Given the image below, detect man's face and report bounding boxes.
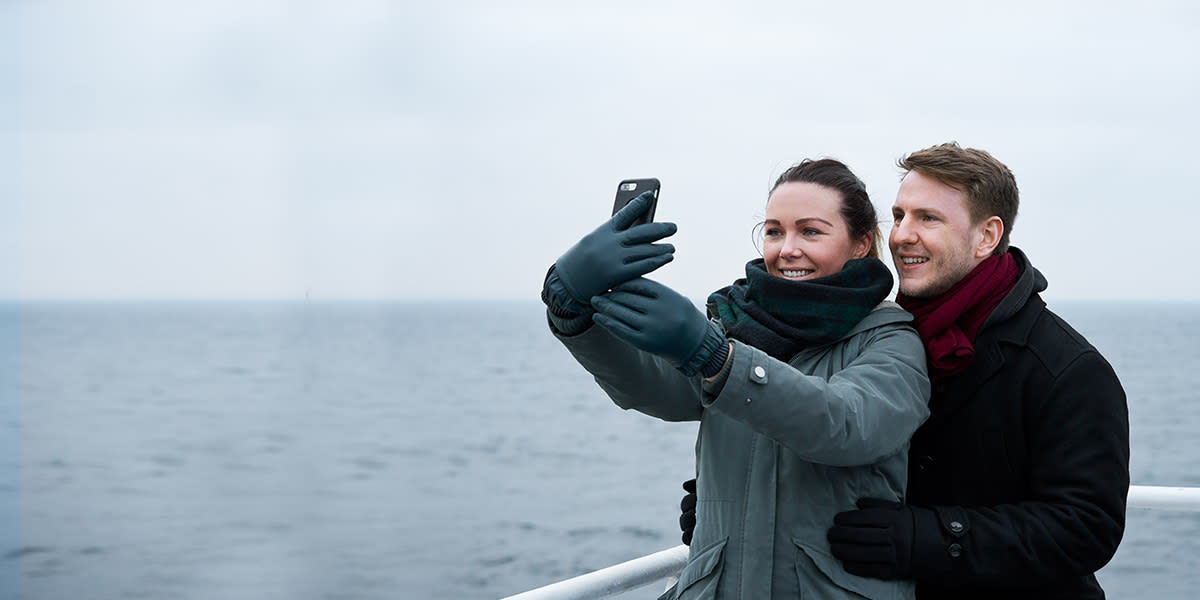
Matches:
[889,171,988,298]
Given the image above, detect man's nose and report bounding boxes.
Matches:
[891,218,916,244]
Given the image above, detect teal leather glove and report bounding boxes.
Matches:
[548,192,677,315]
[591,278,726,377]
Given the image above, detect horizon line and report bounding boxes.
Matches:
[2,297,1199,304]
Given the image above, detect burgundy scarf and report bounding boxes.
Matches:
[897,253,1019,381]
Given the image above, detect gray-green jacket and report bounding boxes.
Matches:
[552,301,930,599]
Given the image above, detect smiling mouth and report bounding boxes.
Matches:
[781,269,814,278]
[901,257,929,266]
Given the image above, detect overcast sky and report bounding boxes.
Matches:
[5,1,1200,301]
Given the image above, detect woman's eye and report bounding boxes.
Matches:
[802,228,822,236]
[765,229,782,238]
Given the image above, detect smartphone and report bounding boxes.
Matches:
[612,178,660,227]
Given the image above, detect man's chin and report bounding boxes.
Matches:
[899,279,944,299]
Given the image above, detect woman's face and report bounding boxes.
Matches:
[762,182,871,281]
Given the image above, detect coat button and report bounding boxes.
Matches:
[744,398,752,405]
[753,366,766,379]
[948,543,962,558]
[948,521,964,534]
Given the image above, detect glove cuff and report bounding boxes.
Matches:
[699,337,730,379]
[676,321,726,377]
[909,505,954,581]
[542,264,593,317]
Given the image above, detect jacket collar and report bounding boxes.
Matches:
[979,246,1047,347]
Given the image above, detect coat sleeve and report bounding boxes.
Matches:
[549,309,704,422]
[909,350,1129,587]
[700,324,931,466]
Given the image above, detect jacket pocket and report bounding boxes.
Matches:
[658,537,727,600]
[793,538,914,599]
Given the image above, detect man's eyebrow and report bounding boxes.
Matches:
[895,207,939,216]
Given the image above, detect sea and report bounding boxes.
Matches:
[1,300,1198,599]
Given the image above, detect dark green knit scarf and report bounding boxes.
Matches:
[707,257,894,361]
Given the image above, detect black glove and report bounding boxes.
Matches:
[679,478,697,545]
[827,498,915,580]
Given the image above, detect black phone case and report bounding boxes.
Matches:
[612,178,660,227]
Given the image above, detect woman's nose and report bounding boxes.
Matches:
[783,235,804,256]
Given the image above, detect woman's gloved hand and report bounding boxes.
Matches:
[591,277,726,377]
[680,478,697,545]
[546,192,677,315]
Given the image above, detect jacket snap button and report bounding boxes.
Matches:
[744,398,752,405]
[753,366,766,379]
[948,543,963,558]
[949,521,964,534]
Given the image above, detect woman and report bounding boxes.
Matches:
[541,159,930,599]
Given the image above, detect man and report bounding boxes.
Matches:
[680,142,1130,598]
[823,142,1129,598]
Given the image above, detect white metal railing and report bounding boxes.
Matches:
[501,485,1200,600]
[1125,485,1200,511]
[501,545,688,600]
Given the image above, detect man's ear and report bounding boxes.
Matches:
[975,216,1004,258]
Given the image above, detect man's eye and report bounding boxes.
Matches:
[922,215,938,222]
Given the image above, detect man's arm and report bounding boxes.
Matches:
[830,350,1130,588]
[916,350,1129,586]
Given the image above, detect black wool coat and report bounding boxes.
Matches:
[906,248,1130,600]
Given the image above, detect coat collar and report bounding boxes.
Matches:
[980,247,1046,346]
